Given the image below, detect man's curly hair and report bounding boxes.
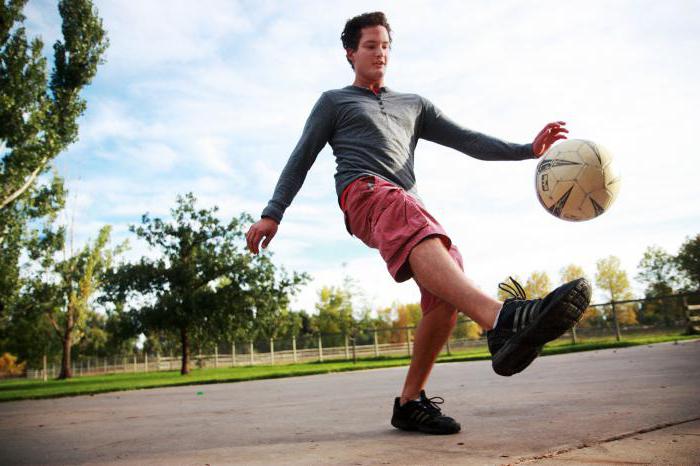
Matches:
[341,11,392,69]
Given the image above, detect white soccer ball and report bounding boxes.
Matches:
[535,139,620,221]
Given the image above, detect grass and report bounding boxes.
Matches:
[1,333,698,402]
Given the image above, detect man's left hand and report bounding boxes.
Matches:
[532,121,569,157]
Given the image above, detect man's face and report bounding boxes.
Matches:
[346,25,390,83]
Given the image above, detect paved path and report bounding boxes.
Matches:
[1,340,699,465]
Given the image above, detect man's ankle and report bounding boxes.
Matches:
[399,394,419,406]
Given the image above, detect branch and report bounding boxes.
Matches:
[0,157,49,210]
[45,313,65,340]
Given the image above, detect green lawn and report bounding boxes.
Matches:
[1,333,697,402]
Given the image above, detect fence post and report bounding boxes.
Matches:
[344,334,350,359]
[318,335,324,362]
[249,341,254,365]
[351,335,357,364]
[43,355,47,382]
[214,346,219,368]
[87,358,91,375]
[373,328,379,357]
[145,353,149,372]
[446,339,452,356]
[133,354,137,372]
[611,300,622,341]
[103,357,107,374]
[270,338,275,365]
[292,336,297,363]
[231,342,236,367]
[571,325,578,344]
[406,328,412,357]
[156,353,161,373]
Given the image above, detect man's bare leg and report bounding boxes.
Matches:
[399,302,457,405]
[397,236,504,405]
[409,236,502,329]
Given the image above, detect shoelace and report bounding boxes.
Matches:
[499,277,545,332]
[421,395,445,415]
[498,276,528,301]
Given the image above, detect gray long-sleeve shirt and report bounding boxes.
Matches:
[261,85,534,223]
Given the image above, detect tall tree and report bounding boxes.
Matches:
[313,285,355,347]
[637,245,679,297]
[1,0,108,210]
[106,194,307,375]
[596,256,636,326]
[22,225,123,378]
[676,234,700,291]
[1,0,108,352]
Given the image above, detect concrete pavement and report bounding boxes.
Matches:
[1,340,699,465]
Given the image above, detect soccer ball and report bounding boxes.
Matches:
[535,139,620,221]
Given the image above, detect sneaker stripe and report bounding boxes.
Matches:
[521,302,534,329]
[513,305,523,333]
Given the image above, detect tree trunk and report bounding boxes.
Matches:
[58,335,73,379]
[180,326,190,375]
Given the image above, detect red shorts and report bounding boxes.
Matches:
[341,175,463,315]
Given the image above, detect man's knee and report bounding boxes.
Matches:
[423,303,458,328]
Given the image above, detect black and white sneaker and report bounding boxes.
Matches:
[391,390,461,435]
[487,277,591,377]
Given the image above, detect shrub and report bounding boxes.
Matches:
[0,353,27,377]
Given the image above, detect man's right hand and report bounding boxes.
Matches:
[245,217,279,255]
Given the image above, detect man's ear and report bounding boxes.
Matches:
[345,48,354,65]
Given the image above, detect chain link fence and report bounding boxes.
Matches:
[23,292,700,380]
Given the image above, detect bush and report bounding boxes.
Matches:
[0,353,27,377]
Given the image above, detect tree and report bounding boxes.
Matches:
[596,256,637,326]
[560,264,589,285]
[313,285,355,347]
[1,0,108,211]
[1,0,107,355]
[106,193,307,375]
[524,271,552,299]
[676,234,700,291]
[596,256,633,302]
[637,246,680,296]
[26,225,123,379]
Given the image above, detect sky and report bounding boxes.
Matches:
[21,0,700,313]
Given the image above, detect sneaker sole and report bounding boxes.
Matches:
[391,417,461,435]
[492,278,591,376]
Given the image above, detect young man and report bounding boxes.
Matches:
[246,12,591,435]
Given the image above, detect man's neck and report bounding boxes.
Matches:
[352,77,385,94]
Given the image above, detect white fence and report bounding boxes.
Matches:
[25,333,489,380]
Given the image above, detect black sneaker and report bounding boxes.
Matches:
[391,390,461,435]
[487,277,591,377]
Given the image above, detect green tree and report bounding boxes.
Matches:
[1,0,108,211]
[106,193,307,375]
[676,234,700,291]
[637,246,679,296]
[313,285,355,347]
[23,225,123,378]
[1,0,107,355]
